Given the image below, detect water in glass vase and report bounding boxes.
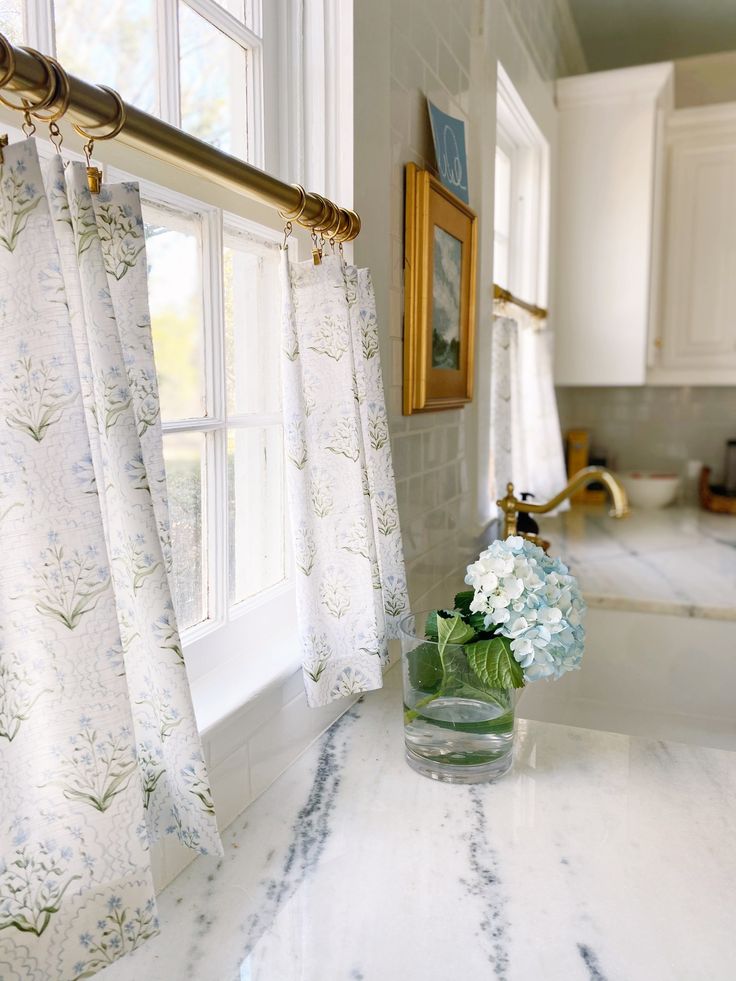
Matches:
[399,611,519,784]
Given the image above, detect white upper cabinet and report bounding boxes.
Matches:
[649,104,736,384]
[553,64,674,386]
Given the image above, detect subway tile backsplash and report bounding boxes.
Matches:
[556,386,736,479]
[386,0,584,608]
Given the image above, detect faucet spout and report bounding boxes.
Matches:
[497,466,630,541]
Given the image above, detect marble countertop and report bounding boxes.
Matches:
[103,667,736,981]
[538,506,736,620]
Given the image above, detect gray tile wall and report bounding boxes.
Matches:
[556,386,736,480]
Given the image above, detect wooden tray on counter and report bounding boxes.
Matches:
[700,466,736,514]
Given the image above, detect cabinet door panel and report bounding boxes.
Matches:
[659,127,736,373]
[553,64,673,386]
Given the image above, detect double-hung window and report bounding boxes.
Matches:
[493,64,550,306]
[0,1,353,693]
[13,0,267,163]
[134,187,288,684]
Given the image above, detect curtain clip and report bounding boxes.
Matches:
[311,231,322,265]
[86,166,102,194]
[82,138,102,193]
[74,85,126,195]
[0,133,7,163]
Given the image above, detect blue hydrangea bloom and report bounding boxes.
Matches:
[465,536,586,682]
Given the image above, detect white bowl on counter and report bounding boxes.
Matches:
[618,471,680,509]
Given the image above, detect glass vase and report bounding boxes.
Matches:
[399,611,519,784]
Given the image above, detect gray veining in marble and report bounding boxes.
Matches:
[102,667,736,981]
[539,506,736,620]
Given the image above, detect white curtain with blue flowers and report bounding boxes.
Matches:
[0,139,221,981]
[487,311,568,520]
[281,253,408,707]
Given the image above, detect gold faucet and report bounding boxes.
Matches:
[497,466,630,543]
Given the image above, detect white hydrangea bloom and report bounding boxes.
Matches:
[465,536,586,682]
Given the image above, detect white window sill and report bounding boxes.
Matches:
[183,585,302,736]
[191,630,302,737]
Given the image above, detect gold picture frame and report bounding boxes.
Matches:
[403,163,478,414]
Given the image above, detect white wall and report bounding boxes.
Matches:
[354,0,580,608]
[675,50,736,108]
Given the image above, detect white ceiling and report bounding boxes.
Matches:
[568,0,736,72]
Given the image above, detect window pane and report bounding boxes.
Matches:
[228,426,285,606]
[494,145,512,289]
[164,431,206,629]
[143,204,206,421]
[494,146,511,238]
[54,0,158,114]
[179,2,248,158]
[494,234,509,291]
[224,232,281,415]
[212,0,244,20]
[0,0,23,43]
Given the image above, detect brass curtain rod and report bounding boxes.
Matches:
[0,35,360,239]
[493,284,547,320]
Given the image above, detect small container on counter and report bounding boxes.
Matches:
[725,440,736,496]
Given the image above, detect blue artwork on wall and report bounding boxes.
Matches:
[427,100,469,204]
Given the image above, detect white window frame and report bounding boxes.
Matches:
[494,64,550,307]
[1,2,354,699]
[26,0,267,167]
[119,171,297,684]
[12,1,353,200]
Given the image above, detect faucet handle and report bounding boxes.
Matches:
[497,482,520,538]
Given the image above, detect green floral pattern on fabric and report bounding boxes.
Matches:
[0,140,221,980]
[281,253,408,707]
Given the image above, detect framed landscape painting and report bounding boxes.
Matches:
[403,163,477,414]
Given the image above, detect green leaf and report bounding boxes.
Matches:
[453,590,475,615]
[406,641,443,692]
[436,613,476,658]
[465,611,489,634]
[466,636,525,689]
[452,591,496,636]
[424,609,455,641]
[424,610,439,640]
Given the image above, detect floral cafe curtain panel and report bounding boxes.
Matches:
[489,313,568,516]
[489,315,518,509]
[514,319,568,508]
[0,140,221,980]
[281,253,408,708]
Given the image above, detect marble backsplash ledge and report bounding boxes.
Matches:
[556,385,736,477]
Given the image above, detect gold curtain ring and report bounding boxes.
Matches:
[317,196,339,233]
[0,45,56,113]
[31,56,70,123]
[314,198,340,236]
[309,194,329,229]
[344,210,361,242]
[73,85,126,141]
[300,192,332,230]
[339,210,357,243]
[279,183,308,223]
[332,209,351,243]
[324,204,344,241]
[0,34,16,89]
